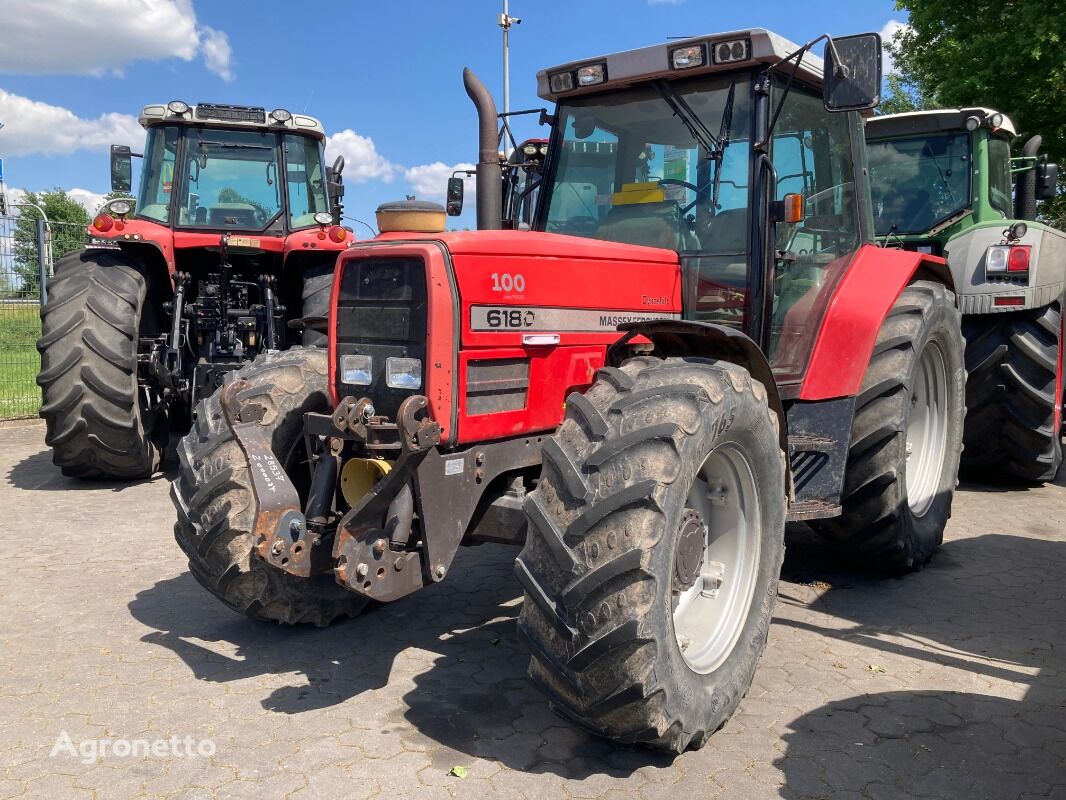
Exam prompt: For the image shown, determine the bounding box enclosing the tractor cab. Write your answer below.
[526,28,881,384]
[865,108,1060,249]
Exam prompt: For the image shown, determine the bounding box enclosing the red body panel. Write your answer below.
[799,244,949,401]
[86,218,352,285]
[332,232,681,446]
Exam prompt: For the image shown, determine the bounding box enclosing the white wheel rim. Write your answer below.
[672,444,761,674]
[905,340,949,517]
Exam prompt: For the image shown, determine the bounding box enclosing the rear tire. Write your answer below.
[516,357,786,751]
[813,281,965,570]
[36,249,164,480]
[961,303,1062,483]
[171,347,364,626]
[301,262,334,347]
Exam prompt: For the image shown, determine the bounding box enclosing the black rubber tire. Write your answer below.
[171,347,364,626]
[812,281,965,571]
[515,356,786,752]
[301,262,334,347]
[36,249,164,480]
[961,303,1062,483]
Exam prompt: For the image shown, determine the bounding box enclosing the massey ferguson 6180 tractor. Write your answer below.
[866,109,1064,482]
[173,30,966,751]
[36,101,352,480]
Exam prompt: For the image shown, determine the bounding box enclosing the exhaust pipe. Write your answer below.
[463,67,503,230]
[1014,134,1042,221]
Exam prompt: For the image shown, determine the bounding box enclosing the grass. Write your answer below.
[0,303,42,419]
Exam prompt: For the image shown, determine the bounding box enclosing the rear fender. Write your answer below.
[607,319,788,456]
[800,245,954,401]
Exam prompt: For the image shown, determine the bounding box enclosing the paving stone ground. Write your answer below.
[1,420,1063,799]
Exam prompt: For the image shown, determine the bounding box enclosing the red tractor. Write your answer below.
[173,30,966,751]
[36,102,353,479]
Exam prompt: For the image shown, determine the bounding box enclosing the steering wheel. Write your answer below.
[658,179,710,215]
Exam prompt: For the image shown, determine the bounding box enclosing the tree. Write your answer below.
[13,189,89,296]
[878,73,932,116]
[886,0,1065,217]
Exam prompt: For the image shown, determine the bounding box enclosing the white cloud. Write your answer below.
[199,25,234,82]
[325,130,398,184]
[403,162,476,200]
[0,0,235,81]
[879,19,910,75]
[0,89,142,157]
[1,186,105,217]
[68,188,108,215]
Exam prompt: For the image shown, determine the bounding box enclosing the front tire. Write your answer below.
[171,348,364,626]
[813,281,965,570]
[961,303,1062,483]
[515,357,786,751]
[36,250,164,480]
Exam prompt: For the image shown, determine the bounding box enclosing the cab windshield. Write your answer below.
[135,126,330,231]
[867,132,971,236]
[542,74,753,253]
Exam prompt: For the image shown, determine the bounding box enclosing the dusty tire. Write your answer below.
[36,249,164,480]
[961,303,1062,483]
[515,356,786,752]
[813,281,965,571]
[300,262,334,347]
[171,347,364,626]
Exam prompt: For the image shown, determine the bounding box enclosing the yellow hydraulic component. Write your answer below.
[340,457,392,507]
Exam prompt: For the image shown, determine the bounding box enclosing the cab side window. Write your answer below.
[768,82,861,381]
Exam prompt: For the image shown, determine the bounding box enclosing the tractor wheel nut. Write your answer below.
[355,562,369,579]
[271,541,285,557]
[434,565,446,580]
[373,538,386,555]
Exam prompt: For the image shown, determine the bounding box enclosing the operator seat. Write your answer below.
[596,201,694,250]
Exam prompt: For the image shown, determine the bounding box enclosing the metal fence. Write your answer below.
[0,215,88,419]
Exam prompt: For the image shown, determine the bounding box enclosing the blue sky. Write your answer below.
[0,0,903,230]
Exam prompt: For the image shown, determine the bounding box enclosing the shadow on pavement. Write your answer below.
[6,439,178,491]
[773,530,1065,799]
[128,543,673,778]
[127,486,1064,784]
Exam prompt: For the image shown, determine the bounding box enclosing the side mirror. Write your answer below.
[823,33,882,112]
[446,177,465,216]
[332,155,345,176]
[1036,161,1059,200]
[110,145,133,193]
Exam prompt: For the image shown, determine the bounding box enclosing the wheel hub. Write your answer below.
[673,509,706,591]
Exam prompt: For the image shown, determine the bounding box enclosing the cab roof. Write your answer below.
[138,103,327,140]
[537,28,823,102]
[867,108,1016,139]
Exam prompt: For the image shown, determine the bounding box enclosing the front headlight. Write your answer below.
[386,357,422,390]
[106,199,133,217]
[340,354,372,385]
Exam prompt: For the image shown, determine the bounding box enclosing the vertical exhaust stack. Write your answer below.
[1014,134,1042,221]
[463,68,503,230]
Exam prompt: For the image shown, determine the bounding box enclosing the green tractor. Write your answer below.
[866,108,1064,483]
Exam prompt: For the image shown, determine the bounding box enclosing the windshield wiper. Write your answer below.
[921,142,957,204]
[651,80,724,159]
[709,81,737,213]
